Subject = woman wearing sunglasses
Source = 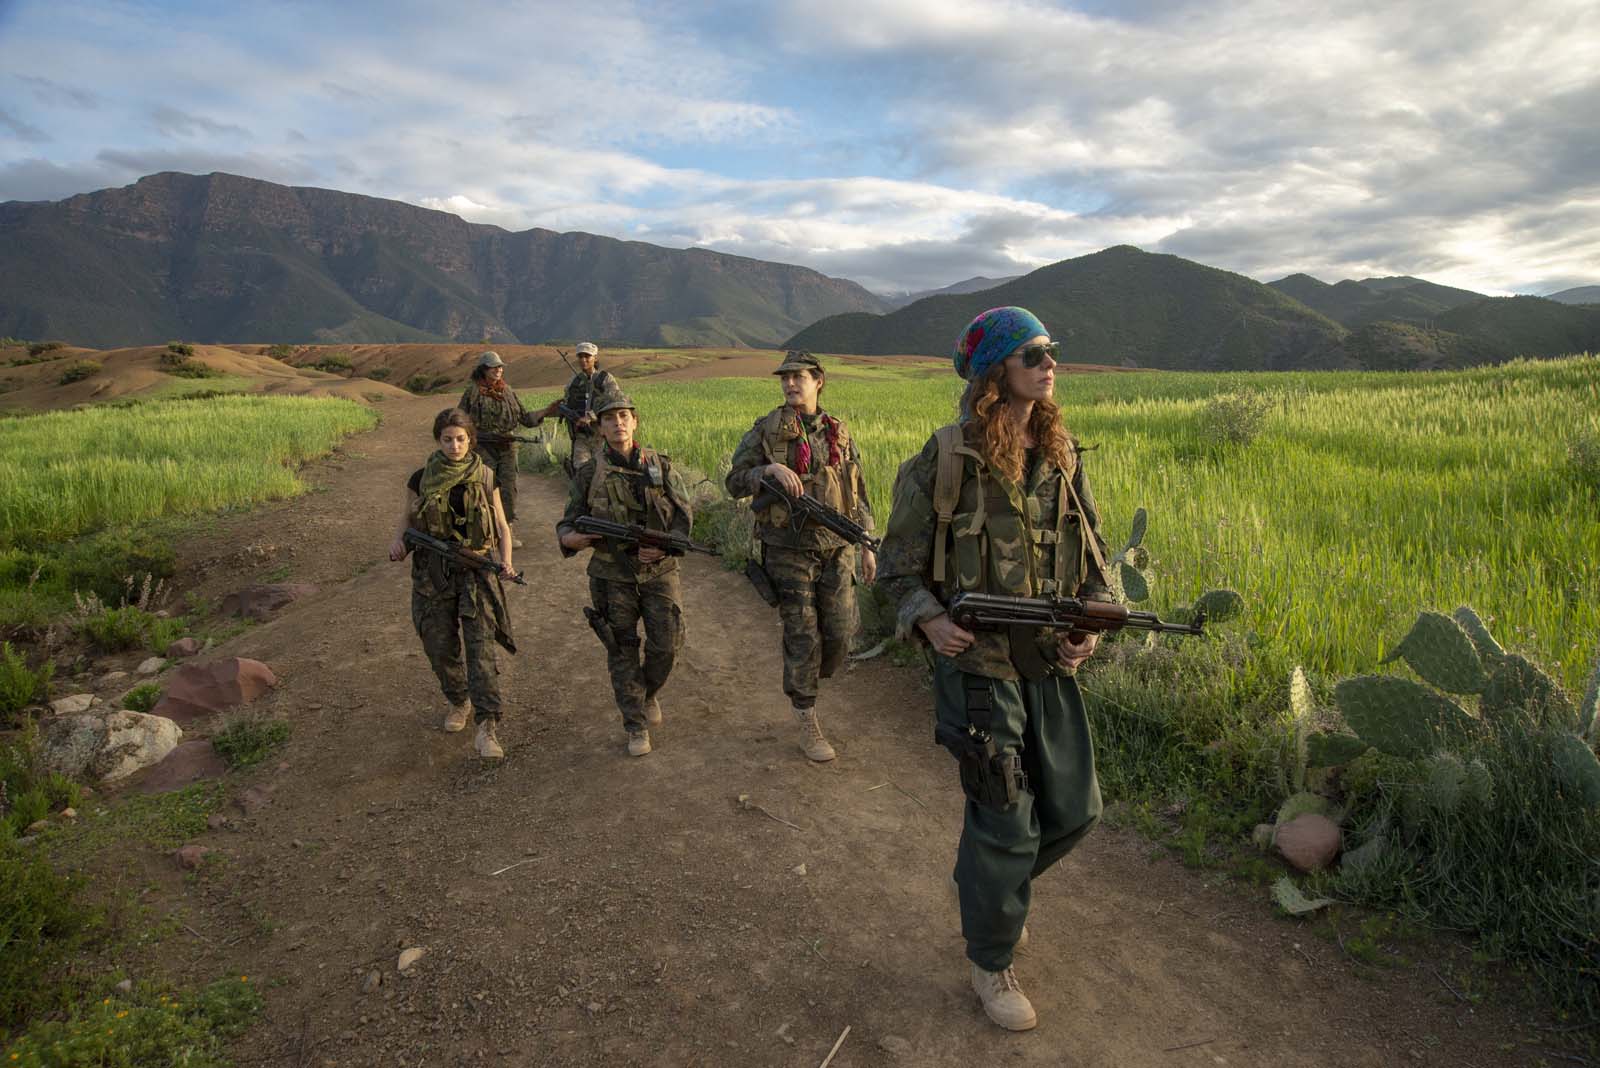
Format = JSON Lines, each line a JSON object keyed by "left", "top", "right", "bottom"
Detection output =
{"left": 876, "top": 306, "right": 1113, "bottom": 1032}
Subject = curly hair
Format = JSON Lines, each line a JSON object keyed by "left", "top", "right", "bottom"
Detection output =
{"left": 959, "top": 362, "right": 1072, "bottom": 484}
{"left": 432, "top": 406, "right": 477, "bottom": 445}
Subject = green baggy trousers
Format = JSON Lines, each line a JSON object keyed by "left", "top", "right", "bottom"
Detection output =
{"left": 474, "top": 442, "right": 520, "bottom": 524}
{"left": 933, "top": 654, "right": 1102, "bottom": 972}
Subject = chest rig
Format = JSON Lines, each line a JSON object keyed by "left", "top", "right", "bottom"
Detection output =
{"left": 586, "top": 447, "right": 675, "bottom": 568}
{"left": 755, "top": 406, "right": 858, "bottom": 529}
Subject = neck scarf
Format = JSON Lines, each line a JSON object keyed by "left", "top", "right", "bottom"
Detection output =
{"left": 417, "top": 449, "right": 488, "bottom": 544}
{"left": 794, "top": 413, "right": 842, "bottom": 475}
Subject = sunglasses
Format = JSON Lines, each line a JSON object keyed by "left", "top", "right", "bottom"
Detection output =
{"left": 1015, "top": 341, "right": 1060, "bottom": 368}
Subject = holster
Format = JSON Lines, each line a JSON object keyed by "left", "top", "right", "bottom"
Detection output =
{"left": 932, "top": 676, "right": 1027, "bottom": 810}
{"left": 744, "top": 544, "right": 780, "bottom": 608}
{"left": 584, "top": 606, "right": 621, "bottom": 655}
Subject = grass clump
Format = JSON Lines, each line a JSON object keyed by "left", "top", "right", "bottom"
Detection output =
{"left": 264, "top": 343, "right": 295, "bottom": 359}
{"left": 26, "top": 342, "right": 64, "bottom": 358}
{"left": 69, "top": 579, "right": 182, "bottom": 654}
{"left": 164, "top": 342, "right": 195, "bottom": 359}
{"left": 55, "top": 361, "right": 99, "bottom": 386}
{"left": 159, "top": 343, "right": 220, "bottom": 379}
{"left": 311, "top": 352, "right": 353, "bottom": 375}
{"left": 120, "top": 683, "right": 161, "bottom": 714}
{"left": 363, "top": 366, "right": 392, "bottom": 381}
{"left": 0, "top": 642, "right": 52, "bottom": 727}
{"left": 404, "top": 373, "right": 452, "bottom": 394}
{"left": 1196, "top": 388, "right": 1271, "bottom": 447}
{"left": 211, "top": 712, "right": 290, "bottom": 769}
{"left": 1568, "top": 427, "right": 1600, "bottom": 495}
{"left": 0, "top": 851, "right": 98, "bottom": 1034}
{"left": 1, "top": 976, "right": 263, "bottom": 1065}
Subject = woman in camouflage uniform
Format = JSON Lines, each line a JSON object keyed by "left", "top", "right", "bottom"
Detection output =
{"left": 389, "top": 408, "right": 518, "bottom": 760}
{"left": 556, "top": 393, "right": 692, "bottom": 758}
{"left": 457, "top": 350, "right": 543, "bottom": 547}
{"left": 876, "top": 307, "right": 1111, "bottom": 1032}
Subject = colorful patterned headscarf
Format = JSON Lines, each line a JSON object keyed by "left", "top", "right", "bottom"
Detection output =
{"left": 951, "top": 306, "right": 1048, "bottom": 381}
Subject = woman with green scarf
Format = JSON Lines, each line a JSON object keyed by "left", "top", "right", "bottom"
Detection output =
{"left": 388, "top": 408, "right": 518, "bottom": 759}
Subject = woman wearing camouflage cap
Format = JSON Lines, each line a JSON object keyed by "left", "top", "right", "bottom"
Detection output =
{"left": 535, "top": 341, "right": 617, "bottom": 482}
{"left": 876, "top": 307, "right": 1111, "bottom": 1032}
{"left": 556, "top": 392, "right": 693, "bottom": 757}
{"left": 457, "top": 351, "right": 542, "bottom": 548}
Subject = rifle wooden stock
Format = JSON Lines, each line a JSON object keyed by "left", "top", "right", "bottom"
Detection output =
{"left": 402, "top": 528, "right": 527, "bottom": 585}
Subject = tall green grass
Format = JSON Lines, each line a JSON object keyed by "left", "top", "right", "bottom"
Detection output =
{"left": 0, "top": 396, "right": 378, "bottom": 547}
{"left": 533, "top": 354, "right": 1600, "bottom": 694}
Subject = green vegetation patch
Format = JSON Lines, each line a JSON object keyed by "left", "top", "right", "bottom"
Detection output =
{"left": 210, "top": 712, "right": 290, "bottom": 769}
{"left": 0, "top": 642, "right": 53, "bottom": 727}
{"left": 2, "top": 976, "right": 262, "bottom": 1064}
{"left": 404, "top": 373, "right": 452, "bottom": 394}
{"left": 55, "top": 361, "right": 99, "bottom": 386}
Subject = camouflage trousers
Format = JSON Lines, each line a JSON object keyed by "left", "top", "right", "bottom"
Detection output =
{"left": 764, "top": 543, "right": 857, "bottom": 710}
{"left": 411, "top": 558, "right": 501, "bottom": 723}
{"left": 474, "top": 442, "right": 520, "bottom": 524}
{"left": 566, "top": 432, "right": 600, "bottom": 484}
{"left": 588, "top": 572, "right": 684, "bottom": 732}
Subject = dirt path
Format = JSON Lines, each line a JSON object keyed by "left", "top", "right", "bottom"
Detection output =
{"left": 131, "top": 396, "right": 1526, "bottom": 1067}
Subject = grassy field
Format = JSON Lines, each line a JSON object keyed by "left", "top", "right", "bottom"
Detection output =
{"left": 0, "top": 395, "right": 379, "bottom": 546}
{"left": 532, "top": 354, "right": 1600, "bottom": 693}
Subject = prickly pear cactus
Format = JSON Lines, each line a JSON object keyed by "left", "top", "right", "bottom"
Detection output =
{"left": 1381, "top": 611, "right": 1487, "bottom": 694}
{"left": 1307, "top": 732, "right": 1369, "bottom": 767}
{"left": 1193, "top": 588, "right": 1244, "bottom": 623}
{"left": 1481, "top": 654, "right": 1578, "bottom": 733}
{"left": 1334, "top": 675, "right": 1476, "bottom": 759}
{"left": 1107, "top": 508, "right": 1152, "bottom": 605}
{"left": 1551, "top": 733, "right": 1600, "bottom": 807}
{"left": 1583, "top": 651, "right": 1600, "bottom": 747}
{"left": 1450, "top": 605, "right": 1505, "bottom": 667}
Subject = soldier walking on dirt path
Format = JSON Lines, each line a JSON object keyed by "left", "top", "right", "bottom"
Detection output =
{"left": 556, "top": 393, "right": 692, "bottom": 758}
{"left": 725, "top": 351, "right": 876, "bottom": 763}
{"left": 457, "top": 350, "right": 542, "bottom": 548}
{"left": 535, "top": 341, "right": 617, "bottom": 483}
{"left": 389, "top": 408, "right": 519, "bottom": 760}
{"left": 876, "top": 307, "right": 1112, "bottom": 1032}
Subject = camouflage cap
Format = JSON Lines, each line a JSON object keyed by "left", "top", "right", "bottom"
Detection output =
{"left": 773, "top": 350, "right": 823, "bottom": 376}
{"left": 476, "top": 350, "right": 504, "bottom": 368}
{"left": 575, "top": 341, "right": 599, "bottom": 357}
{"left": 593, "top": 391, "right": 635, "bottom": 415}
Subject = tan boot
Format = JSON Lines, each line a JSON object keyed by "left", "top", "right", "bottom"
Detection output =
{"left": 794, "top": 708, "right": 836, "bottom": 763}
{"left": 510, "top": 536, "right": 524, "bottom": 549}
{"left": 442, "top": 702, "right": 470, "bottom": 733}
{"left": 971, "top": 963, "right": 1037, "bottom": 1031}
{"left": 474, "top": 719, "right": 504, "bottom": 759}
{"left": 644, "top": 697, "right": 662, "bottom": 726}
{"left": 949, "top": 874, "right": 1028, "bottom": 951}
{"left": 626, "top": 729, "right": 652, "bottom": 757}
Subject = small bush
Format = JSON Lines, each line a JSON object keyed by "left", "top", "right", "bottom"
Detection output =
{"left": 59, "top": 531, "right": 177, "bottom": 606}
{"left": 211, "top": 712, "right": 290, "bottom": 769}
{"left": 26, "top": 341, "right": 64, "bottom": 358}
{"left": 404, "top": 373, "right": 452, "bottom": 394}
{"left": 163, "top": 360, "right": 221, "bottom": 380}
{"left": 2, "top": 976, "right": 262, "bottom": 1065}
{"left": 1197, "top": 389, "right": 1271, "bottom": 447}
{"left": 56, "top": 361, "right": 100, "bottom": 386}
{"left": 364, "top": 366, "right": 393, "bottom": 381}
{"left": 121, "top": 682, "right": 162, "bottom": 714}
{"left": 312, "top": 352, "right": 353, "bottom": 375}
{"left": 164, "top": 341, "right": 196, "bottom": 359}
{"left": 0, "top": 849, "right": 98, "bottom": 1032}
{"left": 71, "top": 581, "right": 178, "bottom": 653}
{"left": 265, "top": 343, "right": 295, "bottom": 359}
{"left": 1568, "top": 428, "right": 1600, "bottom": 494}
{"left": 0, "top": 642, "right": 53, "bottom": 726}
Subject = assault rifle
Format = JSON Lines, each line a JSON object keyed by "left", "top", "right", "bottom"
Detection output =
{"left": 476, "top": 431, "right": 541, "bottom": 446}
{"left": 403, "top": 528, "right": 527, "bottom": 585}
{"left": 946, "top": 592, "right": 1203, "bottom": 637}
{"left": 752, "top": 476, "right": 878, "bottom": 550}
{"left": 573, "top": 516, "right": 720, "bottom": 557}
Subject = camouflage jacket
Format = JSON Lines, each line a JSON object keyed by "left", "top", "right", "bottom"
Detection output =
{"left": 724, "top": 406, "right": 874, "bottom": 552}
{"left": 876, "top": 424, "right": 1111, "bottom": 680}
{"left": 562, "top": 369, "right": 617, "bottom": 438}
{"left": 557, "top": 444, "right": 693, "bottom": 582}
{"left": 458, "top": 381, "right": 537, "bottom": 439}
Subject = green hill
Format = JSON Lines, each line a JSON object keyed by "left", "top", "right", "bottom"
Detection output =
{"left": 1266, "top": 273, "right": 1485, "bottom": 328}
{"left": 1546, "top": 286, "right": 1600, "bottom": 305}
{"left": 787, "top": 246, "right": 1351, "bottom": 370}
{"left": 0, "top": 172, "right": 886, "bottom": 348}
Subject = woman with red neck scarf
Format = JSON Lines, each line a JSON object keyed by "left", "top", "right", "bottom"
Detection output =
{"left": 458, "top": 350, "right": 543, "bottom": 548}
{"left": 725, "top": 351, "right": 876, "bottom": 763}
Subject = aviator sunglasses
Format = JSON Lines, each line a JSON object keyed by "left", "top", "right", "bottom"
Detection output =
{"left": 1015, "top": 341, "right": 1060, "bottom": 368}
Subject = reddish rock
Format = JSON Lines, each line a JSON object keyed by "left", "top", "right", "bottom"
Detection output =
{"left": 150, "top": 657, "right": 277, "bottom": 725}
{"left": 220, "top": 583, "right": 318, "bottom": 621}
{"left": 131, "top": 740, "right": 228, "bottom": 795}
{"left": 174, "top": 844, "right": 213, "bottom": 870}
{"left": 1275, "top": 813, "right": 1343, "bottom": 873}
{"left": 165, "top": 636, "right": 202, "bottom": 659}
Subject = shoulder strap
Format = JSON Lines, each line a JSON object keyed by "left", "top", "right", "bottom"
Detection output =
{"left": 759, "top": 407, "right": 788, "bottom": 464}
{"left": 586, "top": 451, "right": 611, "bottom": 514}
{"left": 930, "top": 423, "right": 970, "bottom": 581}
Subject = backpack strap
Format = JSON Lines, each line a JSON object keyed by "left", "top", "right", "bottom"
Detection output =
{"left": 1057, "top": 448, "right": 1108, "bottom": 590}
{"left": 930, "top": 424, "right": 973, "bottom": 582}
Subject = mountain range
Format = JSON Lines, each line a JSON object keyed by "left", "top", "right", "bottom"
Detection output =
{"left": 0, "top": 172, "right": 886, "bottom": 349}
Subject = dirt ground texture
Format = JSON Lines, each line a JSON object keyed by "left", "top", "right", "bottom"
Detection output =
{"left": 95, "top": 395, "right": 1549, "bottom": 1068}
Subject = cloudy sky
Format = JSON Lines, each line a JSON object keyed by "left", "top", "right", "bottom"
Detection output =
{"left": 2, "top": 0, "right": 1596, "bottom": 296}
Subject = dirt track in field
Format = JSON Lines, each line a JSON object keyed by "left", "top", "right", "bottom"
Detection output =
{"left": 117, "top": 395, "right": 1536, "bottom": 1067}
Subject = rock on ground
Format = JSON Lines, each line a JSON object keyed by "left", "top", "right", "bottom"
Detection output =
{"left": 151, "top": 657, "right": 277, "bottom": 725}
{"left": 40, "top": 711, "right": 184, "bottom": 782}
{"left": 220, "top": 583, "right": 318, "bottom": 621}
{"left": 1275, "top": 813, "right": 1343, "bottom": 873}
{"left": 50, "top": 693, "right": 96, "bottom": 715}
{"left": 136, "top": 656, "right": 166, "bottom": 676}
{"left": 166, "top": 636, "right": 202, "bottom": 659}
{"left": 132, "top": 739, "right": 229, "bottom": 795}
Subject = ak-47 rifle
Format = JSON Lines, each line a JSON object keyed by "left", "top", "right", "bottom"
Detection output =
{"left": 752, "top": 476, "right": 879, "bottom": 550}
{"left": 946, "top": 592, "right": 1202, "bottom": 638}
{"left": 476, "top": 431, "right": 541, "bottom": 446}
{"left": 573, "top": 516, "right": 719, "bottom": 557}
{"left": 402, "top": 528, "right": 527, "bottom": 585}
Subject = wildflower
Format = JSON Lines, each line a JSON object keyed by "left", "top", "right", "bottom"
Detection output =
{"left": 116, "top": 1010, "right": 128, "bottom": 1019}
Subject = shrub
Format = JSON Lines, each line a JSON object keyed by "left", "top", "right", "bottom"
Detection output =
{"left": 1196, "top": 389, "right": 1271, "bottom": 447}
{"left": 163, "top": 360, "right": 221, "bottom": 380}
{"left": 56, "top": 361, "right": 100, "bottom": 386}
{"left": 211, "top": 712, "right": 290, "bottom": 769}
{"left": 404, "top": 373, "right": 452, "bottom": 394}
{"left": 121, "top": 682, "right": 162, "bottom": 714}
{"left": 0, "top": 850, "right": 97, "bottom": 1033}
{"left": 26, "top": 341, "right": 64, "bottom": 358}
{"left": 312, "top": 352, "right": 353, "bottom": 375}
{"left": 71, "top": 580, "right": 179, "bottom": 653}
{"left": 1, "top": 976, "right": 262, "bottom": 1065}
{"left": 164, "top": 341, "right": 195, "bottom": 359}
{"left": 0, "top": 642, "right": 52, "bottom": 726}
{"left": 364, "top": 366, "right": 393, "bottom": 381}
{"left": 265, "top": 343, "right": 295, "bottom": 359}
{"left": 58, "top": 531, "right": 177, "bottom": 606}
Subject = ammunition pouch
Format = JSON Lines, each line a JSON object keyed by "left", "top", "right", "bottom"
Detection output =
{"left": 934, "top": 723, "right": 1026, "bottom": 810}
{"left": 584, "top": 606, "right": 621, "bottom": 655}
{"left": 744, "top": 547, "right": 780, "bottom": 608}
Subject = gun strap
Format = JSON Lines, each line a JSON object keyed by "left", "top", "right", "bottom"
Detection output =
{"left": 964, "top": 675, "right": 995, "bottom": 737}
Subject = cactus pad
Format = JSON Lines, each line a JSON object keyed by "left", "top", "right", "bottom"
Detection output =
{"left": 1462, "top": 758, "right": 1494, "bottom": 807}
{"left": 1119, "top": 562, "right": 1149, "bottom": 603}
{"left": 1481, "top": 654, "right": 1578, "bottom": 733}
{"left": 1422, "top": 751, "right": 1467, "bottom": 813}
{"left": 1193, "top": 588, "right": 1244, "bottom": 623}
{"left": 1276, "top": 790, "right": 1335, "bottom": 826}
{"left": 1127, "top": 545, "right": 1151, "bottom": 570}
{"left": 1381, "top": 611, "right": 1488, "bottom": 694}
{"left": 1307, "top": 732, "right": 1369, "bottom": 767}
{"left": 1125, "top": 507, "right": 1147, "bottom": 551}
{"left": 1450, "top": 605, "right": 1504, "bottom": 665}
{"left": 1550, "top": 733, "right": 1600, "bottom": 808}
{"left": 1334, "top": 675, "right": 1476, "bottom": 758}
{"left": 1580, "top": 648, "right": 1599, "bottom": 744}
{"left": 1271, "top": 876, "right": 1335, "bottom": 915}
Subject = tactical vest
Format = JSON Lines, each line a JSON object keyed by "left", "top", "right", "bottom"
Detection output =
{"left": 415, "top": 467, "right": 498, "bottom": 550}
{"left": 921, "top": 423, "right": 1107, "bottom": 600}
{"left": 586, "top": 447, "right": 677, "bottom": 571}
{"left": 754, "top": 406, "right": 859, "bottom": 530}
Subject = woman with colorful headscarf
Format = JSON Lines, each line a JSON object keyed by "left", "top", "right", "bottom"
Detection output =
{"left": 876, "top": 307, "right": 1113, "bottom": 1031}
{"left": 389, "top": 408, "right": 518, "bottom": 760}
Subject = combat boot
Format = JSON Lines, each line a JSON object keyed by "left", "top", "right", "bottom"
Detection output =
{"left": 474, "top": 719, "right": 504, "bottom": 759}
{"left": 970, "top": 963, "right": 1037, "bottom": 1031}
{"left": 793, "top": 708, "right": 836, "bottom": 763}
{"left": 442, "top": 701, "right": 470, "bottom": 733}
{"left": 645, "top": 697, "right": 662, "bottom": 726}
{"left": 510, "top": 536, "right": 524, "bottom": 549}
{"left": 626, "top": 729, "right": 652, "bottom": 757}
